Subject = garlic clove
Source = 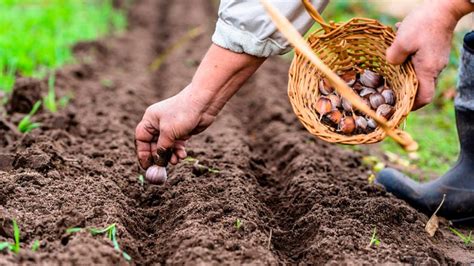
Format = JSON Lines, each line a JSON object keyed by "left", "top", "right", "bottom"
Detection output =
{"left": 376, "top": 85, "right": 385, "bottom": 93}
{"left": 369, "top": 93, "right": 385, "bottom": 109}
{"left": 315, "top": 97, "right": 332, "bottom": 116}
{"left": 145, "top": 165, "right": 168, "bottom": 185}
{"left": 367, "top": 118, "right": 377, "bottom": 129}
{"left": 352, "top": 81, "right": 363, "bottom": 92}
{"left": 339, "top": 116, "right": 356, "bottom": 134}
{"left": 381, "top": 89, "right": 396, "bottom": 106}
{"left": 359, "top": 87, "right": 376, "bottom": 98}
{"left": 354, "top": 116, "right": 368, "bottom": 131}
{"left": 328, "top": 94, "right": 342, "bottom": 109}
{"left": 360, "top": 69, "right": 382, "bottom": 88}
{"left": 361, "top": 97, "right": 371, "bottom": 109}
{"left": 339, "top": 70, "right": 357, "bottom": 87}
{"left": 341, "top": 97, "right": 353, "bottom": 112}
{"left": 325, "top": 110, "right": 343, "bottom": 124}
{"left": 319, "top": 78, "right": 334, "bottom": 95}
{"left": 376, "top": 104, "right": 395, "bottom": 119}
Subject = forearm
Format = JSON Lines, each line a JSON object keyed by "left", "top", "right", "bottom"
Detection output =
{"left": 439, "top": 0, "right": 473, "bottom": 21}
{"left": 185, "top": 44, "right": 266, "bottom": 116}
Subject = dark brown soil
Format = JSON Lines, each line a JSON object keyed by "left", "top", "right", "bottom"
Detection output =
{"left": 1, "top": 0, "right": 473, "bottom": 265}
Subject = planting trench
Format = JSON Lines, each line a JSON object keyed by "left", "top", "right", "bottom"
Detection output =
{"left": 1, "top": 0, "right": 474, "bottom": 264}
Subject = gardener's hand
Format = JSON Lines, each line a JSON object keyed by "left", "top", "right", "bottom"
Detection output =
{"left": 386, "top": 0, "right": 471, "bottom": 110}
{"left": 135, "top": 87, "right": 217, "bottom": 169}
{"left": 135, "top": 44, "right": 265, "bottom": 169}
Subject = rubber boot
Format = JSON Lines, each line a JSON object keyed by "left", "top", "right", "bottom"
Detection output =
{"left": 376, "top": 31, "right": 474, "bottom": 224}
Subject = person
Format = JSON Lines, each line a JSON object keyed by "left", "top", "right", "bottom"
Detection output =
{"left": 135, "top": 1, "right": 474, "bottom": 219}
{"left": 377, "top": 31, "right": 474, "bottom": 224}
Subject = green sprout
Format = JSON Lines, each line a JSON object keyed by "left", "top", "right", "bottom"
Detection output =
{"left": 65, "top": 227, "right": 82, "bottom": 234}
{"left": 100, "top": 79, "right": 114, "bottom": 89}
{"left": 43, "top": 74, "right": 71, "bottom": 112}
{"left": 234, "top": 219, "right": 242, "bottom": 231}
{"left": 369, "top": 227, "right": 381, "bottom": 247}
{"left": 31, "top": 240, "right": 40, "bottom": 252}
{"left": 184, "top": 156, "right": 220, "bottom": 174}
{"left": 58, "top": 94, "right": 71, "bottom": 109}
{"left": 0, "top": 219, "right": 21, "bottom": 254}
{"left": 12, "top": 220, "right": 20, "bottom": 254}
{"left": 449, "top": 227, "right": 473, "bottom": 246}
{"left": 18, "top": 100, "right": 42, "bottom": 133}
{"left": 88, "top": 224, "right": 131, "bottom": 261}
{"left": 138, "top": 174, "right": 144, "bottom": 186}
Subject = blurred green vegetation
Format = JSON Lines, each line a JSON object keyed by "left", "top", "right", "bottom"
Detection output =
{"left": 0, "top": 0, "right": 126, "bottom": 92}
{"left": 310, "top": 1, "right": 463, "bottom": 175}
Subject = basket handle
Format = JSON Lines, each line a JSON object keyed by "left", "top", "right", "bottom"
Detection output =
{"left": 301, "top": 0, "right": 333, "bottom": 32}
{"left": 260, "top": 0, "right": 418, "bottom": 152}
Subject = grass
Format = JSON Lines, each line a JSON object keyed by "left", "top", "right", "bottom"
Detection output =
{"left": 67, "top": 224, "right": 131, "bottom": 261}
{"left": 234, "top": 219, "right": 242, "bottom": 231}
{"left": 31, "top": 239, "right": 40, "bottom": 252}
{"left": 17, "top": 100, "right": 42, "bottom": 133}
{"left": 292, "top": 1, "right": 464, "bottom": 176}
{"left": 138, "top": 174, "right": 145, "bottom": 186}
{"left": 368, "top": 227, "right": 381, "bottom": 247}
{"left": 0, "top": 219, "right": 21, "bottom": 254}
{"left": 0, "top": 0, "right": 126, "bottom": 92}
{"left": 43, "top": 73, "right": 64, "bottom": 112}
{"left": 449, "top": 227, "right": 473, "bottom": 246}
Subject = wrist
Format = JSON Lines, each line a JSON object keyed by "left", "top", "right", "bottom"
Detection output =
{"left": 437, "top": 0, "right": 473, "bottom": 21}
{"left": 180, "top": 84, "right": 215, "bottom": 115}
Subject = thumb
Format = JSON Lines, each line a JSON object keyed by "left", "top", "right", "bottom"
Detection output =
{"left": 156, "top": 129, "right": 175, "bottom": 152}
{"left": 386, "top": 27, "right": 416, "bottom": 65}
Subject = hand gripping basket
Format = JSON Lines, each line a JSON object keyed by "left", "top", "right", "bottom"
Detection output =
{"left": 280, "top": 0, "right": 419, "bottom": 151}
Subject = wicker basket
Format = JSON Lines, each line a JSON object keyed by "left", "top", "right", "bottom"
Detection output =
{"left": 288, "top": 0, "right": 419, "bottom": 146}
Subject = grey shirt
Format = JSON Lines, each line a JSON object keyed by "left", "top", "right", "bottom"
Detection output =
{"left": 212, "top": 0, "right": 329, "bottom": 57}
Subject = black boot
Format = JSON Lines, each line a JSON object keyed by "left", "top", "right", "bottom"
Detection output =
{"left": 376, "top": 31, "right": 474, "bottom": 223}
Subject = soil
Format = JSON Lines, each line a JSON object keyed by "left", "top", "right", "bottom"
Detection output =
{"left": 1, "top": 0, "right": 473, "bottom": 265}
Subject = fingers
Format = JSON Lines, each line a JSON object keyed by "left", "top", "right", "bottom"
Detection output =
{"left": 411, "top": 57, "right": 438, "bottom": 110}
{"left": 412, "top": 74, "right": 436, "bottom": 110}
{"left": 386, "top": 21, "right": 417, "bottom": 65}
{"left": 174, "top": 140, "right": 187, "bottom": 159}
{"left": 169, "top": 140, "right": 187, "bottom": 165}
{"left": 156, "top": 128, "right": 175, "bottom": 152}
{"left": 135, "top": 120, "right": 158, "bottom": 169}
{"left": 410, "top": 47, "right": 448, "bottom": 110}
{"left": 386, "top": 36, "right": 416, "bottom": 65}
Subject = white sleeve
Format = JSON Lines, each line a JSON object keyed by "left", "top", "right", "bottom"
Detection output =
{"left": 212, "top": 0, "right": 329, "bottom": 57}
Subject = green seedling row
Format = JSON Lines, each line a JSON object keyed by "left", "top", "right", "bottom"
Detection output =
{"left": 0, "top": 0, "right": 126, "bottom": 92}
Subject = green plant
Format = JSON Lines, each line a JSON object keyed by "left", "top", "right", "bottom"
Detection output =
{"left": 17, "top": 100, "right": 42, "bottom": 133}
{"left": 0, "top": 219, "right": 21, "bottom": 254}
{"left": 58, "top": 94, "right": 71, "bottom": 108}
{"left": 449, "top": 227, "right": 473, "bottom": 246}
{"left": 31, "top": 240, "right": 40, "bottom": 252}
{"left": 234, "top": 219, "right": 242, "bottom": 231}
{"left": 100, "top": 79, "right": 114, "bottom": 89}
{"left": 369, "top": 227, "right": 381, "bottom": 247}
{"left": 43, "top": 74, "right": 71, "bottom": 112}
{"left": 43, "top": 73, "right": 57, "bottom": 112}
{"left": 89, "top": 224, "right": 131, "bottom": 261}
{"left": 0, "top": 0, "right": 126, "bottom": 92}
{"left": 138, "top": 174, "right": 144, "bottom": 186}
{"left": 65, "top": 227, "right": 82, "bottom": 234}
{"left": 184, "top": 157, "right": 220, "bottom": 174}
